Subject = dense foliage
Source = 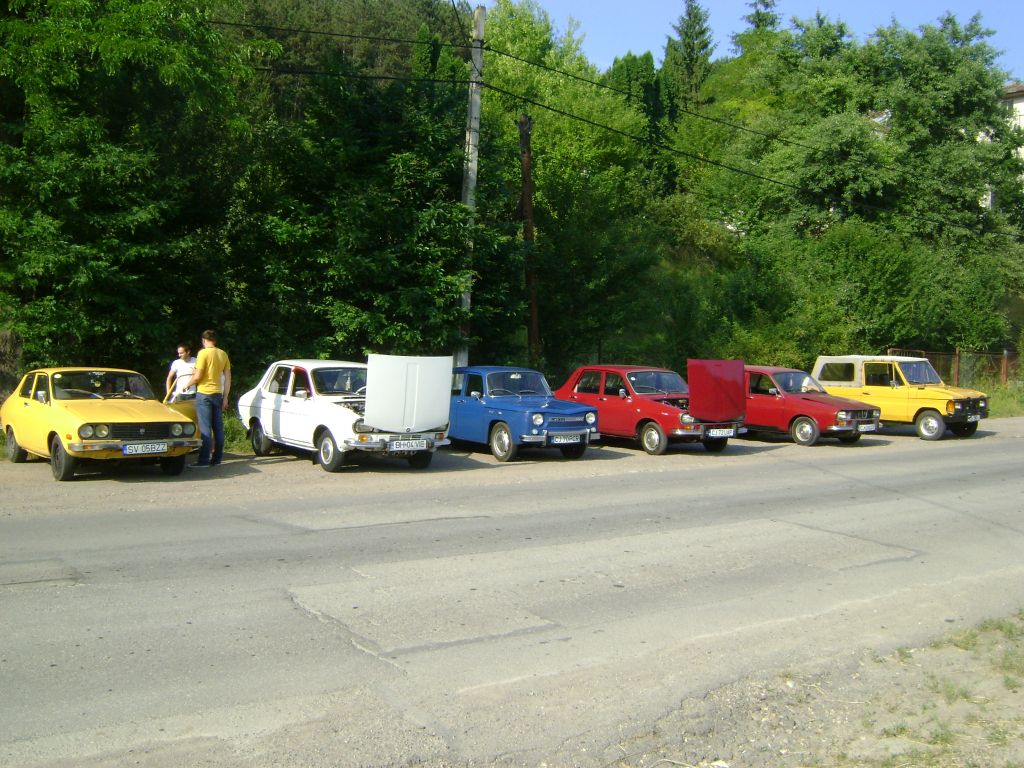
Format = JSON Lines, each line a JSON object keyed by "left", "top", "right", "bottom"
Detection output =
{"left": 2, "top": 0, "right": 1022, "bottom": 393}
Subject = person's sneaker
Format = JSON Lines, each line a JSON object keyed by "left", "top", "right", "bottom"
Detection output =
{"left": 189, "top": 462, "right": 211, "bottom": 469}
{"left": 209, "top": 460, "right": 221, "bottom": 466}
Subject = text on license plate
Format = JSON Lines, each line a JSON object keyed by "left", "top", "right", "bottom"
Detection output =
{"left": 967, "top": 414, "right": 981, "bottom": 422}
{"left": 858, "top": 423, "right": 877, "bottom": 432}
{"left": 123, "top": 442, "right": 168, "bottom": 456}
{"left": 389, "top": 439, "right": 427, "bottom": 451}
{"left": 551, "top": 434, "right": 580, "bottom": 444}
{"left": 706, "top": 428, "right": 734, "bottom": 438}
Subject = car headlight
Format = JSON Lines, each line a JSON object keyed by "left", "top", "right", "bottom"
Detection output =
{"left": 171, "top": 423, "right": 184, "bottom": 437}
{"left": 980, "top": 399, "right": 987, "bottom": 409}
{"left": 836, "top": 411, "right": 848, "bottom": 420}
{"left": 873, "top": 410, "right": 881, "bottom": 419}
{"left": 95, "top": 424, "right": 110, "bottom": 438}
{"left": 585, "top": 412, "right": 596, "bottom": 425}
{"left": 679, "top": 413, "right": 695, "bottom": 424}
{"left": 183, "top": 423, "right": 196, "bottom": 436}
{"left": 946, "top": 400, "right": 956, "bottom": 416}
{"left": 78, "top": 425, "right": 94, "bottom": 439}
{"left": 531, "top": 413, "right": 544, "bottom": 427}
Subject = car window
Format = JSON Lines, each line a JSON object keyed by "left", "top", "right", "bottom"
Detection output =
{"left": 604, "top": 373, "right": 625, "bottom": 396}
{"left": 749, "top": 373, "right": 774, "bottom": 395}
{"left": 451, "top": 373, "right": 465, "bottom": 396}
{"left": 898, "top": 360, "right": 942, "bottom": 385}
{"left": 774, "top": 371, "right": 825, "bottom": 394}
{"left": 33, "top": 374, "right": 49, "bottom": 403}
{"left": 575, "top": 371, "right": 601, "bottom": 394}
{"left": 818, "top": 362, "right": 854, "bottom": 382}
{"left": 19, "top": 374, "right": 33, "bottom": 398}
{"left": 629, "top": 370, "right": 687, "bottom": 393}
{"left": 864, "top": 363, "right": 894, "bottom": 387}
{"left": 291, "top": 369, "right": 311, "bottom": 397}
{"left": 466, "top": 374, "right": 483, "bottom": 396}
{"left": 268, "top": 366, "right": 291, "bottom": 394}
{"left": 312, "top": 367, "right": 366, "bottom": 395}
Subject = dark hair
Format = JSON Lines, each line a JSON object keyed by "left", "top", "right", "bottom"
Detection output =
{"left": 201, "top": 330, "right": 217, "bottom": 342}
{"left": 178, "top": 343, "right": 191, "bottom": 353}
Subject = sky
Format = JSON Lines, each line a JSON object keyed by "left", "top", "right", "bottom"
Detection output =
{"left": 499, "top": 0, "right": 1023, "bottom": 81}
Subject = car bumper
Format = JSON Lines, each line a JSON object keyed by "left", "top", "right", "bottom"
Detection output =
{"left": 944, "top": 412, "right": 987, "bottom": 424}
{"left": 670, "top": 422, "right": 741, "bottom": 439}
{"left": 826, "top": 419, "right": 879, "bottom": 434}
{"left": 519, "top": 429, "right": 599, "bottom": 447}
{"left": 343, "top": 435, "right": 450, "bottom": 454}
{"left": 67, "top": 438, "right": 201, "bottom": 458}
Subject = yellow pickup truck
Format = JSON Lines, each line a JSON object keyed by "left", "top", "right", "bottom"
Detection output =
{"left": 810, "top": 355, "right": 988, "bottom": 440}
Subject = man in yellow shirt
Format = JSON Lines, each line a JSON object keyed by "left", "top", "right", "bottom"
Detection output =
{"left": 184, "top": 329, "right": 232, "bottom": 467}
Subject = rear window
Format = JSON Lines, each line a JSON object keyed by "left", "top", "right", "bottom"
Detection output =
{"left": 818, "top": 362, "right": 854, "bottom": 382}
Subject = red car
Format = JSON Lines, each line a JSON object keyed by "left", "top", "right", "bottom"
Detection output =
{"left": 554, "top": 360, "right": 745, "bottom": 454}
{"left": 744, "top": 365, "right": 880, "bottom": 446}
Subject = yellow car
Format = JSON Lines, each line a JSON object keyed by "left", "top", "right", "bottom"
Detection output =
{"left": 2, "top": 367, "right": 200, "bottom": 480}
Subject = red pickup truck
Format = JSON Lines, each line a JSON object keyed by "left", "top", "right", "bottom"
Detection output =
{"left": 553, "top": 360, "right": 745, "bottom": 454}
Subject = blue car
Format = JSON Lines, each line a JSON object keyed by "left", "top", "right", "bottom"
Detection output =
{"left": 450, "top": 366, "right": 600, "bottom": 461}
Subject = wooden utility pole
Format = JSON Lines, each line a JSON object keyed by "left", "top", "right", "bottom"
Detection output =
{"left": 456, "top": 6, "right": 485, "bottom": 368}
{"left": 518, "top": 113, "right": 540, "bottom": 368}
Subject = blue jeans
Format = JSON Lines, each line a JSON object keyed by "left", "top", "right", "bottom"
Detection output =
{"left": 195, "top": 392, "right": 224, "bottom": 465}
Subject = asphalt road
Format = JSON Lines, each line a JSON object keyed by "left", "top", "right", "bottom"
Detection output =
{"left": 3, "top": 418, "right": 1024, "bottom": 767}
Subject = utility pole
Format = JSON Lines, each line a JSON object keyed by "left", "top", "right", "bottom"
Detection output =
{"left": 456, "top": 6, "right": 485, "bottom": 368}
{"left": 518, "top": 113, "right": 540, "bottom": 368}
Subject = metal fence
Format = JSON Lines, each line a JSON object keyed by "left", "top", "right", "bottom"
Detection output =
{"left": 887, "top": 348, "right": 1020, "bottom": 387}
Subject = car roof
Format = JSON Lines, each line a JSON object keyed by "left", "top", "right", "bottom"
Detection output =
{"left": 267, "top": 359, "right": 365, "bottom": 369}
{"left": 744, "top": 365, "right": 805, "bottom": 375}
{"left": 23, "top": 366, "right": 141, "bottom": 376}
{"left": 575, "top": 364, "right": 675, "bottom": 374}
{"left": 816, "top": 355, "right": 927, "bottom": 364}
{"left": 454, "top": 365, "right": 543, "bottom": 374}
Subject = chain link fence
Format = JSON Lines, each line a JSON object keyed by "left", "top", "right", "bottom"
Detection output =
{"left": 888, "top": 348, "right": 1020, "bottom": 388}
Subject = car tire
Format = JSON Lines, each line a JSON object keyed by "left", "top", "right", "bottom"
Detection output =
{"left": 949, "top": 422, "right": 979, "bottom": 438}
{"left": 50, "top": 437, "right": 77, "bottom": 481}
{"left": 160, "top": 455, "right": 187, "bottom": 476}
{"left": 702, "top": 437, "right": 728, "bottom": 453}
{"left": 250, "top": 420, "right": 273, "bottom": 456}
{"left": 407, "top": 451, "right": 433, "bottom": 469}
{"left": 915, "top": 409, "right": 945, "bottom": 441}
{"left": 560, "top": 443, "right": 587, "bottom": 459}
{"left": 639, "top": 422, "right": 667, "bottom": 455}
{"left": 837, "top": 433, "right": 862, "bottom": 444}
{"left": 5, "top": 428, "right": 27, "bottom": 463}
{"left": 489, "top": 422, "right": 518, "bottom": 462}
{"left": 789, "top": 416, "right": 820, "bottom": 446}
{"left": 316, "top": 432, "right": 347, "bottom": 472}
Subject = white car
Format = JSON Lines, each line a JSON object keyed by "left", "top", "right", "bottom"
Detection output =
{"left": 238, "top": 355, "right": 452, "bottom": 471}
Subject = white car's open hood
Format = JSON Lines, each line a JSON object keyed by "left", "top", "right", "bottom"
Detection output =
{"left": 363, "top": 354, "right": 453, "bottom": 433}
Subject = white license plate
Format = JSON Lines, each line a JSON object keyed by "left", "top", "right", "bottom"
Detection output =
{"left": 967, "top": 414, "right": 981, "bottom": 422}
{"left": 858, "top": 423, "right": 877, "bottom": 432}
{"left": 707, "top": 428, "right": 734, "bottom": 438}
{"left": 123, "top": 442, "right": 168, "bottom": 456}
{"left": 551, "top": 434, "right": 580, "bottom": 444}
{"left": 389, "top": 439, "right": 427, "bottom": 451}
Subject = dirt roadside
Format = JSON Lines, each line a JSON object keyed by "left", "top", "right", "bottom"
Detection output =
{"left": 601, "top": 613, "right": 1024, "bottom": 768}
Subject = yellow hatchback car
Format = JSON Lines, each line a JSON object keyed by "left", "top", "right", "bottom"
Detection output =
{"left": 2, "top": 367, "right": 200, "bottom": 480}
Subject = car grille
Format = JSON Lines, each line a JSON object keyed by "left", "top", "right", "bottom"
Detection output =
{"left": 848, "top": 409, "right": 875, "bottom": 420}
{"left": 110, "top": 423, "right": 176, "bottom": 439}
{"left": 548, "top": 415, "right": 587, "bottom": 424}
{"left": 961, "top": 398, "right": 988, "bottom": 416}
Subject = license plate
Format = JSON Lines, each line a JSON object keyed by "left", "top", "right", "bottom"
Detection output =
{"left": 858, "top": 423, "right": 877, "bottom": 432}
{"left": 389, "top": 439, "right": 427, "bottom": 451}
{"left": 123, "top": 442, "right": 168, "bottom": 456}
{"left": 551, "top": 434, "right": 580, "bottom": 444}
{"left": 706, "top": 428, "right": 734, "bottom": 438}
{"left": 967, "top": 414, "right": 981, "bottom": 422}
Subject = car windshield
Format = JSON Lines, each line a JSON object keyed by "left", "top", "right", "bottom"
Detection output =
{"left": 486, "top": 370, "right": 551, "bottom": 396}
{"left": 774, "top": 371, "right": 826, "bottom": 394}
{"left": 627, "top": 370, "right": 688, "bottom": 394}
{"left": 52, "top": 371, "right": 155, "bottom": 400}
{"left": 312, "top": 367, "right": 367, "bottom": 395}
{"left": 898, "top": 360, "right": 942, "bottom": 385}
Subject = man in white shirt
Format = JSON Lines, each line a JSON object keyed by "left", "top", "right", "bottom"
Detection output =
{"left": 165, "top": 343, "right": 197, "bottom": 402}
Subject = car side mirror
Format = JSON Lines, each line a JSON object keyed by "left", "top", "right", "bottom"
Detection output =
{"left": 768, "top": 387, "right": 779, "bottom": 396}
{"left": 889, "top": 380, "right": 899, "bottom": 389}
{"left": 36, "top": 391, "right": 49, "bottom": 404}
{"left": 470, "top": 390, "right": 482, "bottom": 399}
{"left": 618, "top": 388, "right": 628, "bottom": 398}
{"left": 295, "top": 388, "right": 309, "bottom": 399}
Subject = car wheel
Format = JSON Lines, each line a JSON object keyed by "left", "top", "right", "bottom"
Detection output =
{"left": 639, "top": 422, "right": 667, "bottom": 455}
{"left": 915, "top": 409, "right": 945, "bottom": 441}
{"left": 50, "top": 437, "right": 77, "bottom": 481}
{"left": 837, "top": 433, "right": 862, "bottom": 444}
{"left": 489, "top": 422, "right": 518, "bottom": 462}
{"left": 407, "top": 451, "right": 433, "bottom": 469}
{"left": 702, "top": 437, "right": 728, "bottom": 453}
{"left": 316, "top": 432, "right": 347, "bottom": 472}
{"left": 949, "top": 421, "right": 979, "bottom": 438}
{"left": 160, "top": 455, "right": 187, "bottom": 476}
{"left": 560, "top": 443, "right": 587, "bottom": 459}
{"left": 5, "top": 428, "right": 27, "bottom": 463}
{"left": 250, "top": 420, "right": 273, "bottom": 456}
{"left": 789, "top": 416, "right": 820, "bottom": 446}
